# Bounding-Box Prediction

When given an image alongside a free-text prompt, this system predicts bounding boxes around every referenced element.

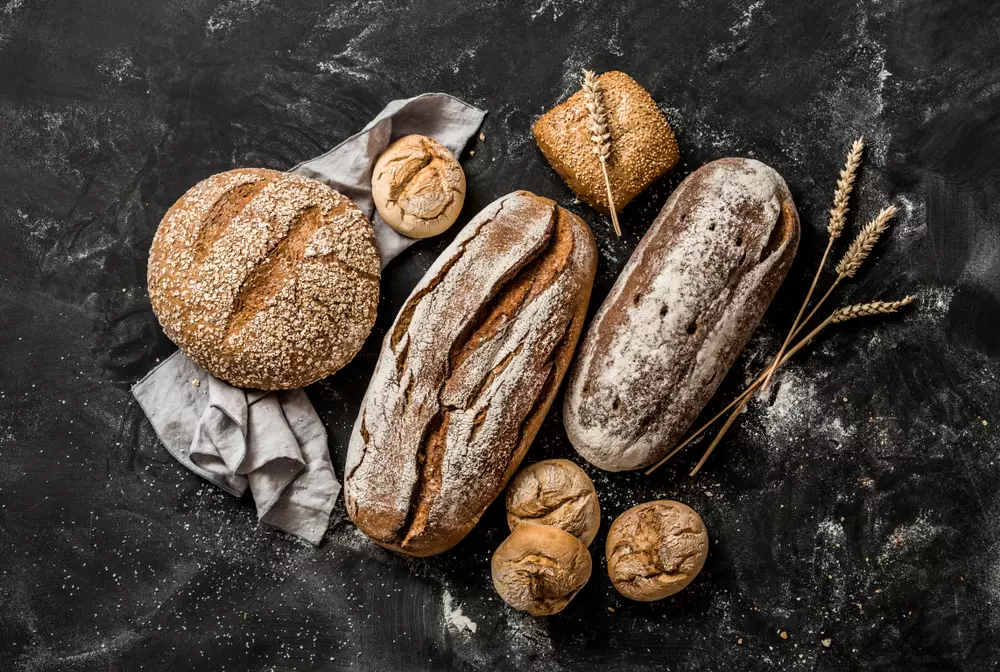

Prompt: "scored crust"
[533,71,679,215]
[606,500,708,601]
[148,168,380,390]
[371,134,466,239]
[505,459,601,546]
[344,191,597,557]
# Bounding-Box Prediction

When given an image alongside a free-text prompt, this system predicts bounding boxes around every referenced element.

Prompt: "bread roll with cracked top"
[505,459,600,546]
[148,168,380,390]
[372,134,466,238]
[345,191,598,557]
[564,158,800,471]
[492,525,592,616]
[606,500,708,601]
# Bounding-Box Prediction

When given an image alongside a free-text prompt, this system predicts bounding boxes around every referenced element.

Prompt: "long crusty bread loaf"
[564,158,800,471]
[148,168,380,390]
[345,191,597,556]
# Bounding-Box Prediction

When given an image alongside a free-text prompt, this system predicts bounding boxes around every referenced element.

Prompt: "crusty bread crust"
[564,158,800,471]
[533,71,679,215]
[345,191,597,557]
[148,168,380,390]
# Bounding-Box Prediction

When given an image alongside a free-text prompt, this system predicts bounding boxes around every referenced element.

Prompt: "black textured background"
[2,0,999,670]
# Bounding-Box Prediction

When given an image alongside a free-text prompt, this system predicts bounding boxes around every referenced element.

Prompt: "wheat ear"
[758,137,865,394]
[647,295,915,476]
[787,204,897,341]
[582,69,621,237]
[683,296,915,476]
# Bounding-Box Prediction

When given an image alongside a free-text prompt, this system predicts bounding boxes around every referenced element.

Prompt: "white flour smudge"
[442,589,477,635]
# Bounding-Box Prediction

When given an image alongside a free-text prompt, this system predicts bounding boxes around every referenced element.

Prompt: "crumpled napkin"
[133,93,486,544]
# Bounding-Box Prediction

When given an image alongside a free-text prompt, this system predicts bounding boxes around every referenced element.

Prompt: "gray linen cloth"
[133,93,486,545]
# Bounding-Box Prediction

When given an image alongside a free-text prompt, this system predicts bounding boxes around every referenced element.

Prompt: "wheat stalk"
[828,138,865,238]
[646,294,916,476]
[830,296,915,323]
[582,69,621,237]
[784,204,898,341]
[758,137,865,394]
[680,295,915,476]
[835,205,896,278]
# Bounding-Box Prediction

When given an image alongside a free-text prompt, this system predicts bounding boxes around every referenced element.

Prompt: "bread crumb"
[822,638,832,648]
[469,150,475,156]
[608,607,615,613]
[737,638,743,645]
[479,132,485,141]
[192,379,200,387]
[984,419,989,426]
[779,631,789,640]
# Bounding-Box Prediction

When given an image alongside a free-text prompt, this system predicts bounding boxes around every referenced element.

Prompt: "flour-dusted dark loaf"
[345,191,598,556]
[148,168,380,390]
[564,158,800,471]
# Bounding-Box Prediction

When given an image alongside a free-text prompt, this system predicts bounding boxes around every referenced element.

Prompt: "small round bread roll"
[505,459,601,546]
[371,134,466,238]
[491,525,592,616]
[606,500,708,601]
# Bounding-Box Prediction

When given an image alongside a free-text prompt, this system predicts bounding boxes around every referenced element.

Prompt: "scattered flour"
[442,589,477,635]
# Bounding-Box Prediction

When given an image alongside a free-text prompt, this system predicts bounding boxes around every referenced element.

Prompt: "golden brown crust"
[371,134,466,238]
[344,192,597,557]
[533,71,679,215]
[492,525,592,616]
[505,459,601,546]
[606,500,708,601]
[148,168,380,390]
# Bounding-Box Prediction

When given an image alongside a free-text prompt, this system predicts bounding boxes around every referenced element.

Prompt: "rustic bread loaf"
[564,158,800,471]
[505,459,601,546]
[345,191,598,557]
[148,168,380,390]
[371,134,466,238]
[492,525,592,616]
[533,71,679,215]
[606,500,708,601]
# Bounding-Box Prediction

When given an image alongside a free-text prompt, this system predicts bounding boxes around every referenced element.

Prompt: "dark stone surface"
[2,0,999,669]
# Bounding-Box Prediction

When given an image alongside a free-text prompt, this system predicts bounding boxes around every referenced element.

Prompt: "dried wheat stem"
[834,205,896,278]
[685,295,914,476]
[828,137,865,238]
[582,69,621,236]
[758,137,865,393]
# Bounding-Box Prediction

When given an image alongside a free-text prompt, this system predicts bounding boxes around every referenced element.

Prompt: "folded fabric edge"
[288,92,487,173]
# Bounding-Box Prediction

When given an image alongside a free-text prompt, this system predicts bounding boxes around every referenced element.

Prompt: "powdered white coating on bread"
[345,191,597,556]
[148,168,380,390]
[564,158,800,471]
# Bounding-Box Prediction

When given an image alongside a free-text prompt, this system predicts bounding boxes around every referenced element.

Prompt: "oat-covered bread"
[533,71,679,215]
[606,500,708,601]
[492,525,592,616]
[148,168,379,390]
[564,158,799,471]
[505,459,601,546]
[371,134,466,238]
[345,191,597,557]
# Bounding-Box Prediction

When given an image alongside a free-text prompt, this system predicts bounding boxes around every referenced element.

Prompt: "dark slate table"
[2,1,999,670]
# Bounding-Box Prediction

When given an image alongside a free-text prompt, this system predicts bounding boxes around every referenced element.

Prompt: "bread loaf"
[345,191,598,556]
[148,168,380,390]
[492,525,592,616]
[533,71,679,215]
[371,134,466,238]
[564,158,799,471]
[505,459,600,546]
[606,500,708,601]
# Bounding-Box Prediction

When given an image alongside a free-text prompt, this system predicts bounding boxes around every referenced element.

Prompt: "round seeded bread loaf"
[148,168,380,390]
